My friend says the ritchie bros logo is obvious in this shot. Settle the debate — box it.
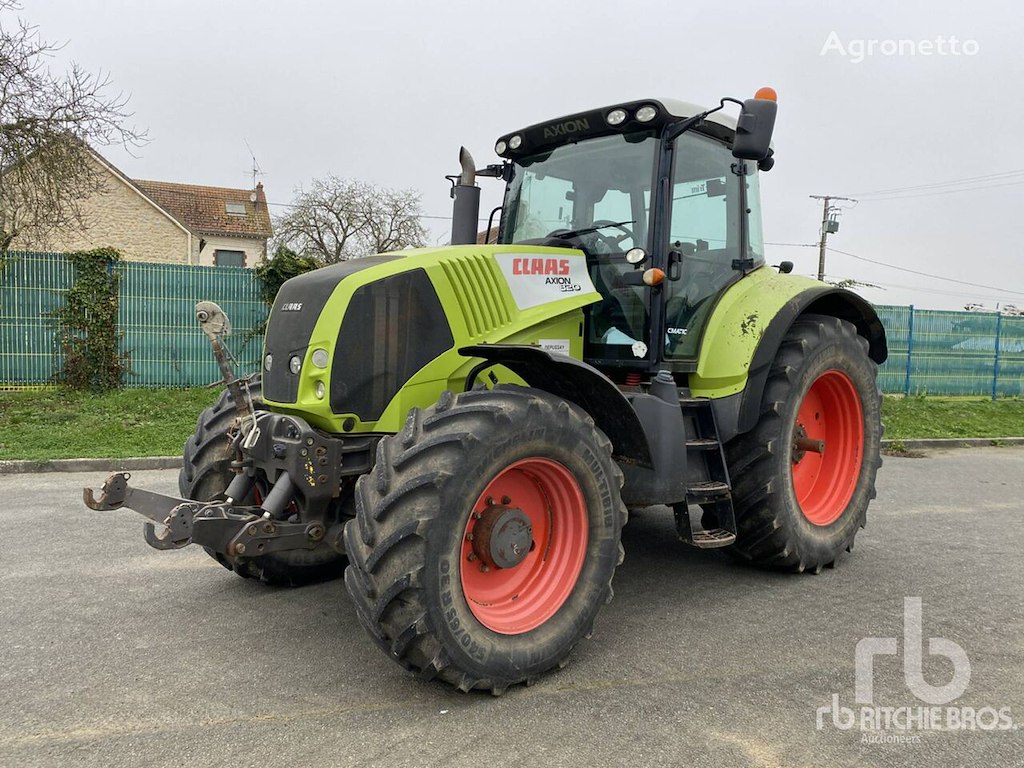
[817,598,1016,742]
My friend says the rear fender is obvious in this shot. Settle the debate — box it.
[690,267,887,440]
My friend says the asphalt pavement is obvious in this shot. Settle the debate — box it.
[1,447,1022,768]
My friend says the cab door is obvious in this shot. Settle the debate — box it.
[661,131,765,362]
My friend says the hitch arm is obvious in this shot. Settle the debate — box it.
[84,472,209,550]
[84,472,191,524]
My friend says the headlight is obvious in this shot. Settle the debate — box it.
[495,140,508,155]
[635,105,658,123]
[606,108,627,126]
[508,134,523,150]
[315,381,326,400]
[311,348,329,368]
[264,354,273,371]
[289,355,302,375]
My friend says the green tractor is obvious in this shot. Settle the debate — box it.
[85,89,886,693]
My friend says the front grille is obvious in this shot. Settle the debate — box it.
[330,269,454,421]
[262,255,401,403]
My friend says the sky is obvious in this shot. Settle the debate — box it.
[20,0,1024,310]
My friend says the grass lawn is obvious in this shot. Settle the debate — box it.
[881,396,1024,440]
[0,387,219,461]
[1,388,1022,461]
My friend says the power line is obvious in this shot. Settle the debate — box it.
[265,200,487,222]
[855,177,1024,202]
[847,167,1024,198]
[826,247,1024,296]
[823,274,1018,303]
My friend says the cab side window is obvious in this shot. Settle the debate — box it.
[664,133,754,359]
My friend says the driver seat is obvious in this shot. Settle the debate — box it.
[596,257,646,341]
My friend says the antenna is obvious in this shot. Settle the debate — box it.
[244,139,265,189]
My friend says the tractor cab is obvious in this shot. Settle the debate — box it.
[490,95,776,371]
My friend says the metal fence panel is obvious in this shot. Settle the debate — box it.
[1,252,266,389]
[118,260,265,388]
[0,252,74,386]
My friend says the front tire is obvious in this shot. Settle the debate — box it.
[344,386,626,693]
[178,385,347,586]
[725,315,882,571]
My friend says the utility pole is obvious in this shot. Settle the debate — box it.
[809,195,856,281]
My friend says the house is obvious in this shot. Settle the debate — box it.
[15,148,273,267]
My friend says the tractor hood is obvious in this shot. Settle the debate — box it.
[261,245,601,435]
[263,254,404,404]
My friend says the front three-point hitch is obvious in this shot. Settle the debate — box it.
[83,472,332,556]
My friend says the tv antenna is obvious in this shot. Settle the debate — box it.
[245,140,265,189]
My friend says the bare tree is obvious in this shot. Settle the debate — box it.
[274,175,427,263]
[0,2,144,254]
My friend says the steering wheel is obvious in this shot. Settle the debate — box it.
[548,219,634,256]
[588,219,637,252]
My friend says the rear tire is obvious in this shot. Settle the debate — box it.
[344,386,626,693]
[178,384,347,586]
[725,315,882,571]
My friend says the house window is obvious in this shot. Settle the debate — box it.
[214,249,246,267]
[225,202,247,216]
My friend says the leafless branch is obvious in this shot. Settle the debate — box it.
[0,5,147,253]
[273,176,427,264]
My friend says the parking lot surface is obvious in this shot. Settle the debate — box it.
[1,447,1022,767]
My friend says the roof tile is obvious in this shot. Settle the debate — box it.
[132,179,273,239]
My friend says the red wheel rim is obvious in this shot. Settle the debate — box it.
[791,370,864,526]
[460,458,588,634]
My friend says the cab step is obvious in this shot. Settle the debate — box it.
[690,528,737,548]
[686,480,730,499]
[672,504,737,549]
[676,393,737,549]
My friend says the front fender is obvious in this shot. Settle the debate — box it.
[459,344,652,467]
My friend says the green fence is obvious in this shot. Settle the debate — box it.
[876,306,1024,398]
[0,251,266,389]
[2,251,1023,396]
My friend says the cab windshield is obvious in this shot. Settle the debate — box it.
[499,132,658,359]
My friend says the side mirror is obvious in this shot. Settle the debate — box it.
[732,88,777,162]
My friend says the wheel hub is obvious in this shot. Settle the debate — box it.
[469,503,534,570]
[792,424,825,464]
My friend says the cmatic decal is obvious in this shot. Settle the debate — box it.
[494,253,597,310]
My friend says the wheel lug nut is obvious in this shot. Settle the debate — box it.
[467,552,477,561]
[501,495,511,505]
[473,511,482,520]
[485,496,494,506]
[479,564,489,573]
[466,532,474,541]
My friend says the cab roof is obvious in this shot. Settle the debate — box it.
[494,98,738,161]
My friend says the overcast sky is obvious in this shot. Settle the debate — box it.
[22,0,1024,310]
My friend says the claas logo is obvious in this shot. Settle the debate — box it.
[511,258,571,276]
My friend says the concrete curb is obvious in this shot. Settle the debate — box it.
[0,456,182,475]
[2,438,1024,475]
[881,437,1024,450]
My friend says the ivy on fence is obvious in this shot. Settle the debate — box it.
[51,247,130,391]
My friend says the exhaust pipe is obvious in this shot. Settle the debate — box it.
[450,146,481,245]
